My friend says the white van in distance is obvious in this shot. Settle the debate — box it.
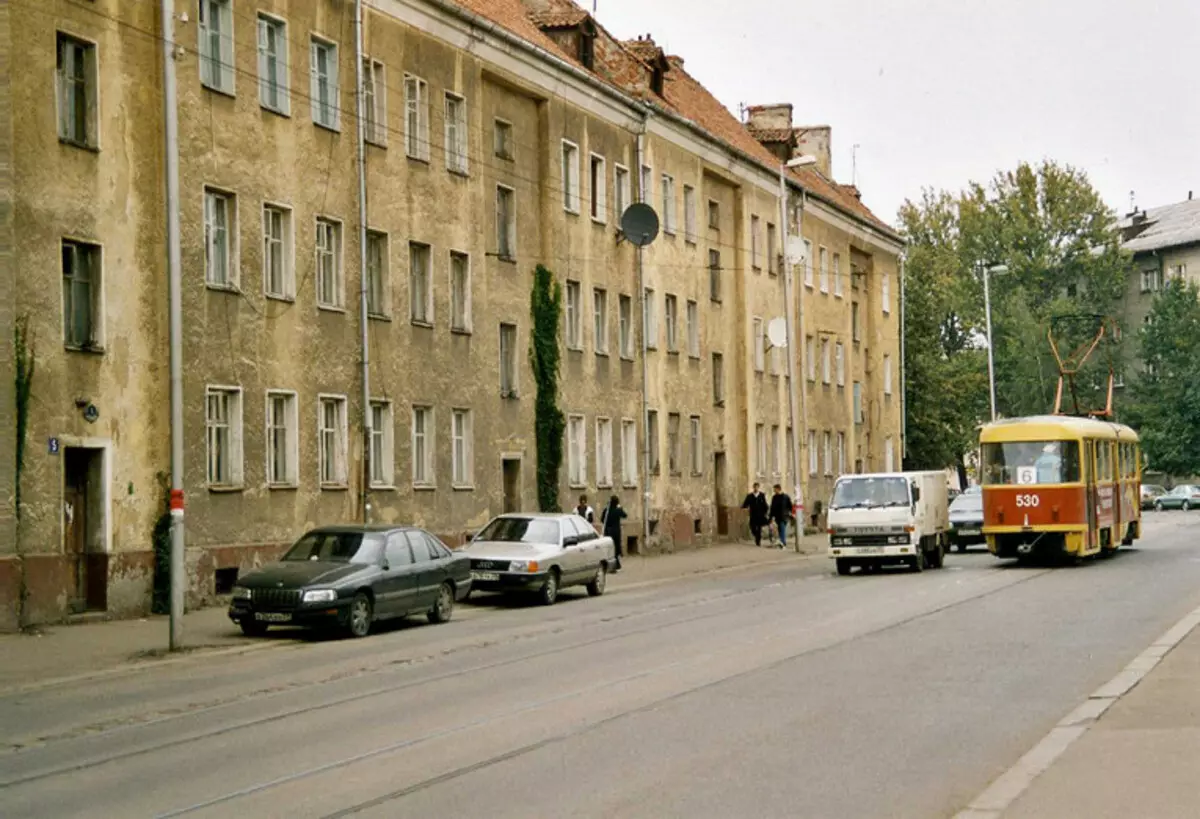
[827,471,951,575]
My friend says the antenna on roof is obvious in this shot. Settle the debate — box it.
[1129,190,1136,213]
[852,144,861,187]
[738,103,746,123]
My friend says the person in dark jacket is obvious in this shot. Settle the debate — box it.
[601,494,627,572]
[770,484,794,548]
[575,494,595,525]
[741,482,769,546]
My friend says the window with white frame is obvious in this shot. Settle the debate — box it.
[690,416,702,475]
[665,294,678,353]
[444,93,467,173]
[618,294,633,358]
[257,14,289,115]
[819,246,829,293]
[614,165,630,220]
[596,417,613,487]
[204,188,236,288]
[450,252,471,332]
[199,0,235,94]
[366,230,388,317]
[755,423,766,477]
[318,395,348,486]
[409,242,432,324]
[808,430,817,475]
[641,165,652,203]
[1140,269,1161,293]
[767,223,777,275]
[562,141,581,213]
[56,33,97,148]
[712,352,725,405]
[853,381,864,423]
[821,338,831,384]
[644,288,658,349]
[411,405,434,486]
[315,217,342,308]
[496,185,516,259]
[803,239,814,287]
[369,400,394,487]
[205,386,243,487]
[882,271,891,313]
[621,419,638,486]
[593,288,608,354]
[753,317,765,372]
[500,323,518,397]
[647,410,659,474]
[833,252,843,296]
[707,199,720,229]
[751,215,762,270]
[805,335,815,381]
[451,409,473,487]
[265,390,298,486]
[309,37,339,129]
[567,414,587,486]
[852,301,861,342]
[565,280,582,349]
[683,185,697,243]
[590,154,606,221]
[771,424,781,475]
[62,240,101,349]
[667,413,681,475]
[404,74,429,160]
[262,204,294,299]
[493,119,513,159]
[884,355,893,395]
[823,431,832,476]
[835,342,845,386]
[837,431,846,475]
[661,174,676,234]
[885,436,895,472]
[686,300,699,358]
[709,249,722,302]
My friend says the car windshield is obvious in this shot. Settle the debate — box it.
[282,531,383,564]
[950,491,982,513]
[476,517,560,544]
[981,440,1080,485]
[830,477,911,509]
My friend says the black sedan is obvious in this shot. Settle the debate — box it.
[228,525,472,638]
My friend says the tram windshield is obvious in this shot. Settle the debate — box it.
[981,440,1081,485]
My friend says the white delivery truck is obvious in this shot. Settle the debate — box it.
[827,471,950,575]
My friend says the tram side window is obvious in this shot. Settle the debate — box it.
[981,440,1081,485]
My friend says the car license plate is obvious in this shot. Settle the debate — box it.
[472,571,500,582]
[958,528,980,536]
[254,612,291,623]
[857,546,883,554]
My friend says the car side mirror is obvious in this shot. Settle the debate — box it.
[563,535,579,547]
[911,486,921,503]
[465,533,475,542]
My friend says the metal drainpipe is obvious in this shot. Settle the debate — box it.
[899,253,907,466]
[636,116,650,552]
[795,191,810,522]
[778,170,803,551]
[353,0,373,522]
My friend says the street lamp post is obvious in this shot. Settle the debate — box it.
[981,263,1008,422]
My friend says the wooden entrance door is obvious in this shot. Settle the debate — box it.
[63,448,89,613]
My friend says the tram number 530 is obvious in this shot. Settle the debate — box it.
[1015,494,1041,508]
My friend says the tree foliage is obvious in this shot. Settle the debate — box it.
[530,265,565,512]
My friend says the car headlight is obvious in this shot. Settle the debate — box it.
[232,586,252,600]
[887,534,910,545]
[508,560,540,573]
[302,589,338,604]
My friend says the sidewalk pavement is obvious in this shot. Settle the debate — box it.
[1001,620,1200,818]
[0,537,821,694]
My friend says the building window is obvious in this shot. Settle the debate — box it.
[819,246,829,293]
[647,410,660,474]
[444,93,468,173]
[265,390,298,486]
[753,317,765,372]
[409,242,432,325]
[262,204,294,300]
[751,215,762,270]
[882,272,891,313]
[712,352,725,405]
[665,294,678,353]
[755,423,766,477]
[690,416,702,475]
[56,33,97,148]
[257,14,289,115]
[62,240,100,349]
[500,323,518,397]
[450,252,471,332]
[496,185,516,259]
[805,335,815,381]
[686,300,699,358]
[808,430,817,476]
[803,240,814,287]
[199,0,235,94]
[643,288,658,350]
[684,185,697,243]
[852,301,861,342]
[203,188,236,289]
[621,419,638,486]
[618,294,633,358]
[708,200,720,229]
[767,223,777,275]
[640,165,652,202]
[661,174,676,234]
[361,58,386,145]
[835,342,845,386]
[593,288,609,354]
[709,249,722,302]
[853,381,864,423]
[562,140,581,213]
[833,252,843,297]
[492,119,513,160]
[565,280,582,349]
[596,418,613,487]
[451,409,473,488]
[614,165,630,220]
[315,217,342,309]
[366,230,389,318]
[837,431,846,475]
[317,395,348,486]
[309,37,339,129]
[411,406,434,486]
[370,400,394,487]
[667,413,681,475]
[823,431,832,476]
[205,386,243,487]
[884,354,893,395]
[821,339,831,384]
[567,414,587,486]
[1169,263,1187,281]
[1140,269,1161,293]
[590,154,607,222]
[404,74,429,160]
[885,437,895,472]
[771,424,781,476]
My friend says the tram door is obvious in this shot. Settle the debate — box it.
[1085,439,1097,551]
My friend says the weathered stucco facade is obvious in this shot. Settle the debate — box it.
[1,0,903,629]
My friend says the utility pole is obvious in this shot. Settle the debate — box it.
[982,263,997,422]
[160,0,185,650]
[353,0,373,522]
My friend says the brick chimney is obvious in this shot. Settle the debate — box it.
[745,103,797,163]
[794,126,831,178]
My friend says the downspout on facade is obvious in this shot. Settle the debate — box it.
[354,0,373,522]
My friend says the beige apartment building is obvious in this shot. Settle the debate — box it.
[1118,196,1200,340]
[0,0,902,629]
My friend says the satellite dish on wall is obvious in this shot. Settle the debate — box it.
[766,317,788,348]
[620,203,660,247]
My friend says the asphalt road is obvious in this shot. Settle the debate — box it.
[2,512,1200,819]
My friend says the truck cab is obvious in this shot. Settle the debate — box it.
[827,471,951,575]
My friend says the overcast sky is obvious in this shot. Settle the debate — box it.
[594,0,1200,227]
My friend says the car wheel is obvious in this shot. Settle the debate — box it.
[835,559,851,576]
[1155,501,1164,512]
[346,592,373,638]
[586,563,607,597]
[539,569,560,606]
[428,582,455,624]
[239,619,269,637]
[1184,501,1191,512]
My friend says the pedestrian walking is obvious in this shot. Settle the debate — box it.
[575,494,595,527]
[770,484,794,548]
[601,494,627,572]
[741,482,769,546]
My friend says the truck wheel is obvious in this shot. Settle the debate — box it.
[930,538,945,569]
[836,559,851,576]
[910,545,925,573]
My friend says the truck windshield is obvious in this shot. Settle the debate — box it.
[830,477,911,509]
[981,440,1080,485]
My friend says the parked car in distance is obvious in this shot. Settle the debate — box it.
[228,525,472,638]
[463,513,615,605]
[949,485,984,551]
[1141,484,1167,510]
[1154,485,1200,511]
